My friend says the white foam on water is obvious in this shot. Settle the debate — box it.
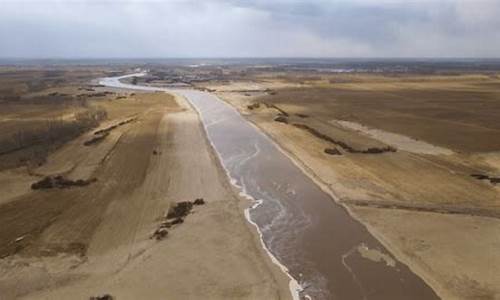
[189,100,307,300]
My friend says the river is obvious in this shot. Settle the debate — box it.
[99,74,439,300]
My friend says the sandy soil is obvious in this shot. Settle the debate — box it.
[212,77,500,300]
[0,91,290,299]
[0,168,36,205]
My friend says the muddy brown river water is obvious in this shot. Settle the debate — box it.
[100,74,440,300]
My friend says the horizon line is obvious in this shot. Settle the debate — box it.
[2,56,500,61]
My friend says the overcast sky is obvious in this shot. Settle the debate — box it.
[1,0,499,58]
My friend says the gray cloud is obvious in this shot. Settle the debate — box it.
[0,0,499,58]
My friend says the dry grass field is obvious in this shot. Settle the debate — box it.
[259,74,500,153]
[0,68,113,170]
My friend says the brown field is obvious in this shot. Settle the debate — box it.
[207,72,500,300]
[258,75,500,153]
[0,68,113,170]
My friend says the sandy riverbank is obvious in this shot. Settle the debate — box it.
[0,91,291,299]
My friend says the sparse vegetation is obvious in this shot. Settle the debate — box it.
[324,148,341,155]
[471,174,500,185]
[247,102,260,110]
[83,131,109,146]
[152,199,206,241]
[31,175,97,190]
[293,123,397,154]
[274,115,288,123]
